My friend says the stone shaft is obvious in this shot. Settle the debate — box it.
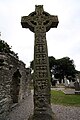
[34,28,51,113]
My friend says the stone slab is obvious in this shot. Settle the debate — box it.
[62,89,75,95]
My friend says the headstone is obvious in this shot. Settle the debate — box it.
[57,80,59,85]
[61,79,63,84]
[21,5,59,120]
[74,81,80,94]
[70,80,75,88]
[64,76,68,86]
[64,76,70,87]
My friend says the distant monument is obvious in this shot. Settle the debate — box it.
[21,5,59,120]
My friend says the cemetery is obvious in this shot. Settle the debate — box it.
[0,4,80,120]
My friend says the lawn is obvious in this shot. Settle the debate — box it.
[51,90,80,106]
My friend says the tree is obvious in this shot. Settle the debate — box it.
[54,57,78,83]
[49,56,56,70]
[0,40,11,53]
[30,56,78,84]
[0,40,18,58]
[48,56,56,84]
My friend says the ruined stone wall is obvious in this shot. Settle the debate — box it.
[0,52,31,120]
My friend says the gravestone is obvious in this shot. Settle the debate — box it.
[70,80,75,88]
[64,76,70,87]
[21,5,59,120]
[74,81,80,94]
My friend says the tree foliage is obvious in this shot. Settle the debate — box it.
[30,56,78,83]
[49,57,78,82]
[0,40,18,58]
[49,56,56,70]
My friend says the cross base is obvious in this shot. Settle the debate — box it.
[28,108,57,120]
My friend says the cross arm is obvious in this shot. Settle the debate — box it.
[21,16,35,32]
[51,15,59,28]
[45,15,59,32]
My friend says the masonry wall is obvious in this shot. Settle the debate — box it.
[0,52,31,120]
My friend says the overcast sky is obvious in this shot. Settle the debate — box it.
[0,0,80,70]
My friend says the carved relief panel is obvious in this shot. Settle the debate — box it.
[35,54,47,64]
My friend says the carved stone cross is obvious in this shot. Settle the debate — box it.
[21,5,59,120]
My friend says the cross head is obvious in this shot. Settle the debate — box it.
[21,5,59,33]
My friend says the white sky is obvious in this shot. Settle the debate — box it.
[0,0,80,71]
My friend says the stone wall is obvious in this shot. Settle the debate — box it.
[0,52,31,120]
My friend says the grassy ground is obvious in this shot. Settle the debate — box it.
[51,90,80,106]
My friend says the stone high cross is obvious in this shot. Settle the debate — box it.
[21,5,59,120]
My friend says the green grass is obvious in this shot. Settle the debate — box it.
[51,90,80,106]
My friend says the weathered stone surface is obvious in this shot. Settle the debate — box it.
[21,5,59,120]
[0,52,31,120]
[74,81,80,94]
